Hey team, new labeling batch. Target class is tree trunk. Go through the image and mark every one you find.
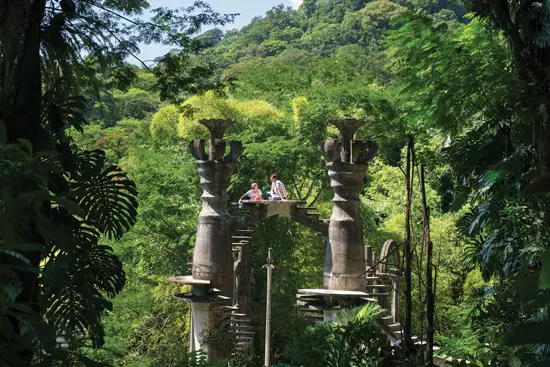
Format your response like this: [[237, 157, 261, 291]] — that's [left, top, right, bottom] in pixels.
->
[[0, 0, 46, 360], [420, 164, 434, 366], [1, 0, 45, 145]]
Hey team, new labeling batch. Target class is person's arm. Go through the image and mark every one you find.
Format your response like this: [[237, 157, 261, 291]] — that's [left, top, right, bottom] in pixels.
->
[[238, 190, 249, 203]]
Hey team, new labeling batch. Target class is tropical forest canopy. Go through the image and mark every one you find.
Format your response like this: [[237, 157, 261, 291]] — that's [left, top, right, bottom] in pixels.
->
[[2, 0, 550, 366]]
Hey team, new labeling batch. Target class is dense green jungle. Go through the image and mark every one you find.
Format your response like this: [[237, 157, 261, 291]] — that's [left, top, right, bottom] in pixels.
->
[[2, 0, 550, 366]]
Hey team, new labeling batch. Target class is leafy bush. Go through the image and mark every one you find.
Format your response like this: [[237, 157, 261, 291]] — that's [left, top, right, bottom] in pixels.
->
[[287, 303, 386, 367]]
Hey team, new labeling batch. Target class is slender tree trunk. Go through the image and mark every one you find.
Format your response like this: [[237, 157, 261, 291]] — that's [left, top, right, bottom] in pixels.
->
[[0, 0, 45, 145], [404, 135, 413, 350], [420, 164, 434, 366]]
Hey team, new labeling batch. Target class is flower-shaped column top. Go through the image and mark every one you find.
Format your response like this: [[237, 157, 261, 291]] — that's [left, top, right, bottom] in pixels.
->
[[331, 119, 364, 163], [189, 119, 241, 162], [331, 119, 364, 147], [201, 119, 235, 140], [200, 119, 235, 161], [324, 119, 376, 164]]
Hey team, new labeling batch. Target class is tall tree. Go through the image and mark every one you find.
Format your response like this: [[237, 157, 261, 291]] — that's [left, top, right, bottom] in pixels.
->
[[0, 1, 234, 364]]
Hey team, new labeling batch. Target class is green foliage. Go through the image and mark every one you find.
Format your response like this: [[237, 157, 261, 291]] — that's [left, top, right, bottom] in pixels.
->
[[8, 0, 548, 364], [247, 217, 324, 361], [387, 13, 518, 134], [287, 303, 386, 366], [0, 131, 138, 364], [177, 91, 285, 142], [150, 105, 181, 144]]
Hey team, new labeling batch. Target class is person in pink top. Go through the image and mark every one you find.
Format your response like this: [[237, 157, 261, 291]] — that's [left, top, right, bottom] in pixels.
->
[[238, 182, 263, 203]]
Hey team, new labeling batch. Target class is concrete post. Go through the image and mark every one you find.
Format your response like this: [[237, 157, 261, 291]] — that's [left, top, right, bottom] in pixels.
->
[[322, 119, 376, 291], [264, 248, 274, 367], [188, 119, 241, 358]]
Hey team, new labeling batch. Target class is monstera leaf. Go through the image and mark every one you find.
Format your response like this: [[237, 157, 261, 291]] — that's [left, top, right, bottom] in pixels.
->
[[71, 161, 138, 240], [45, 244, 125, 347]]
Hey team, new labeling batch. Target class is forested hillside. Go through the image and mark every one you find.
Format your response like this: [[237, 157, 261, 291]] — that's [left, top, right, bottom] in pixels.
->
[[2, 0, 550, 366]]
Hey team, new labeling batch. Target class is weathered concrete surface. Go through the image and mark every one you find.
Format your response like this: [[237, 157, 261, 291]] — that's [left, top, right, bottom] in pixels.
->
[[187, 119, 241, 359], [190, 302, 210, 353], [236, 200, 328, 236], [192, 160, 236, 297], [325, 162, 369, 290], [234, 243, 252, 316], [190, 120, 241, 298], [322, 119, 376, 291]]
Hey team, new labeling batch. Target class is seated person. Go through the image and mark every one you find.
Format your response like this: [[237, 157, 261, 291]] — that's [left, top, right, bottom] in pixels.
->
[[238, 183, 263, 202], [265, 173, 286, 201]]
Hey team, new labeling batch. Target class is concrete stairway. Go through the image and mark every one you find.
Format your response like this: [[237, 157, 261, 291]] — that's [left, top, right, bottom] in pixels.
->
[[229, 311, 254, 353], [229, 225, 255, 355]]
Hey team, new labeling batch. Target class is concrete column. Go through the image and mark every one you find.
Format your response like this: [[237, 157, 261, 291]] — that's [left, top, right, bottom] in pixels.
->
[[322, 119, 376, 291], [236, 244, 252, 315], [188, 119, 242, 358]]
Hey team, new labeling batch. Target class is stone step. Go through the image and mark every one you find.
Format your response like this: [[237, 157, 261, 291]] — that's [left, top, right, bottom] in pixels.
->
[[380, 315, 393, 323], [231, 318, 251, 323], [231, 324, 253, 329], [230, 317, 251, 322], [388, 322, 401, 329], [365, 293, 389, 297], [235, 331, 255, 335], [231, 236, 253, 240], [305, 314, 324, 319], [235, 342, 252, 347], [360, 297, 378, 302]]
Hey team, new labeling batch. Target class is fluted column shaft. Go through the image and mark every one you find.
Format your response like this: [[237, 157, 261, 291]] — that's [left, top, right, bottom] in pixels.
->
[[192, 160, 235, 297], [322, 119, 377, 292], [325, 162, 368, 290]]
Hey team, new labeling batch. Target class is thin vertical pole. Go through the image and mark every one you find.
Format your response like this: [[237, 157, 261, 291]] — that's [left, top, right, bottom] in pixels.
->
[[264, 248, 274, 367], [404, 136, 413, 350], [420, 165, 434, 366]]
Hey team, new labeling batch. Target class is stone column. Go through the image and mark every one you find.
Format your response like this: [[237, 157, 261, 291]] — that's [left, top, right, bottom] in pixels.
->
[[236, 244, 252, 315], [188, 119, 242, 358], [322, 119, 376, 291]]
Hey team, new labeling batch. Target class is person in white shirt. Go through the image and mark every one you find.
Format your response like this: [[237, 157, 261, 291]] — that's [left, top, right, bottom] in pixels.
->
[[265, 173, 286, 201]]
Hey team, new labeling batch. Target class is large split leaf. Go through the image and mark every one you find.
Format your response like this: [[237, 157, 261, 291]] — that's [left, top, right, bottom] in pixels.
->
[[71, 164, 138, 239]]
